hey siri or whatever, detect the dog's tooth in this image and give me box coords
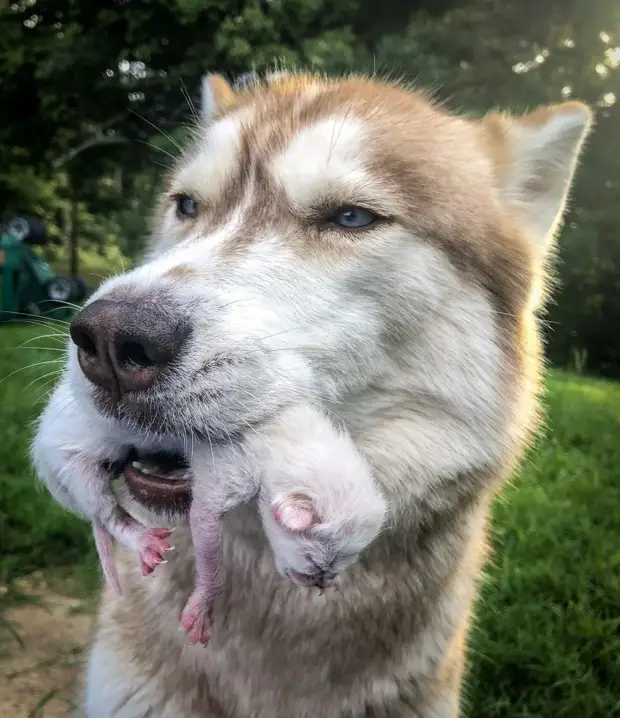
[132,461,154,475]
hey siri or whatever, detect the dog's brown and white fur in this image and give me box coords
[31,71,591,717]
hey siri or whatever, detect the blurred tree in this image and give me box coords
[0,0,618,374]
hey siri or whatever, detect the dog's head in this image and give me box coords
[67,72,591,450]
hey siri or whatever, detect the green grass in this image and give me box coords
[466,373,620,717]
[1,324,619,716]
[0,323,99,592]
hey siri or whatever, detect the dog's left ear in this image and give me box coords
[201,74,238,124]
[484,101,593,249]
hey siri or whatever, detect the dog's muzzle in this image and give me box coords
[70,298,191,403]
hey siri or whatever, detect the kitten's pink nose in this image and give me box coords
[70,299,191,401]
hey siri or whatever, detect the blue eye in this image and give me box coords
[329,206,379,229]
[176,195,198,219]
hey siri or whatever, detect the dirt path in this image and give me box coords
[0,575,96,718]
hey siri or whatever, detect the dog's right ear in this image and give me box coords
[201,74,237,124]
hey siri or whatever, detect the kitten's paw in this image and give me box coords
[271,493,345,590]
[138,528,173,575]
[180,593,214,646]
[268,488,383,593]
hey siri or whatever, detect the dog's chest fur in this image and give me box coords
[91,495,487,717]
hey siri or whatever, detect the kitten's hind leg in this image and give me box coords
[103,507,174,576]
[180,503,223,646]
[95,499,173,587]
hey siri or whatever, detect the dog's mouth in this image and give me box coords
[115,448,193,514]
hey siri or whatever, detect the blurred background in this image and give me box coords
[2,0,620,376]
[0,1,619,716]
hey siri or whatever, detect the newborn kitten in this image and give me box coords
[32,385,386,647]
[180,402,387,645]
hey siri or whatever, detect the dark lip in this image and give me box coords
[121,448,193,515]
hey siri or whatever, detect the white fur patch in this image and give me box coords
[270,116,370,209]
[93,207,249,298]
[85,639,182,717]
[173,114,247,203]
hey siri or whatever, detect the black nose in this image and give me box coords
[70,299,191,400]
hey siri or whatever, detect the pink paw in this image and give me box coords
[180,595,214,646]
[138,528,173,576]
[272,492,320,533]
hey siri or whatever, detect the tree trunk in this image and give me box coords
[69,185,79,277]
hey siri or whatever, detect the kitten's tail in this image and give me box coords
[93,520,123,597]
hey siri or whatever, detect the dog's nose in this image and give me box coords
[70,299,190,399]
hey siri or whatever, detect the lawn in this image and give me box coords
[0,323,99,593]
[1,323,619,717]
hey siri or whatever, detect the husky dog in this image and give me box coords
[31,71,590,716]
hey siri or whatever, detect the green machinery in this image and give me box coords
[0,216,87,323]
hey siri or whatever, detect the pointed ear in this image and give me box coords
[200,73,237,124]
[484,101,593,247]
[271,492,320,533]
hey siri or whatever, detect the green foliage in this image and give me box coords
[45,244,131,290]
[1,325,619,715]
[0,325,98,587]
[0,0,618,373]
